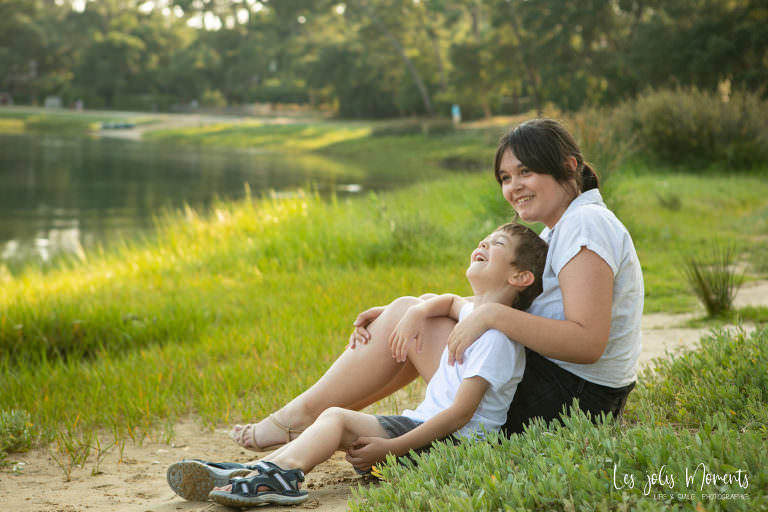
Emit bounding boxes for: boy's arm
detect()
[388,376,488,455]
[390,294,467,362]
[345,376,488,468]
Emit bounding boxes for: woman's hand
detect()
[345,437,395,470]
[348,306,386,349]
[446,305,490,365]
[388,306,427,363]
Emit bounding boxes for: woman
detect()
[231,119,643,462]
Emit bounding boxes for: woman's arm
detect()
[447,248,613,365]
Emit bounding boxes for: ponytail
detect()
[580,162,599,192]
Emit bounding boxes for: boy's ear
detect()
[508,269,535,288]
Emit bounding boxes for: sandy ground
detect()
[2,280,766,512]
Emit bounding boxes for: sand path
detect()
[2,281,766,512]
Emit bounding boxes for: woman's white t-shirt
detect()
[528,189,644,388]
[402,303,525,438]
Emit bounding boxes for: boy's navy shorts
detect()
[375,415,423,438]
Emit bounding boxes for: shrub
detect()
[627,328,768,431]
[682,242,743,318]
[0,409,34,456]
[625,87,768,169]
[353,328,768,510]
[200,89,227,108]
[568,106,638,184]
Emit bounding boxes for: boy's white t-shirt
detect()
[402,303,525,438]
[529,189,644,387]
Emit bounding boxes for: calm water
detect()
[0,133,391,265]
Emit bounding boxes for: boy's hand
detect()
[345,437,395,470]
[349,306,385,348]
[388,306,427,363]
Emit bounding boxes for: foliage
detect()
[626,328,768,431]
[353,328,768,510]
[683,242,744,318]
[2,1,767,116]
[621,87,768,169]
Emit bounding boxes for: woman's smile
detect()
[498,149,573,228]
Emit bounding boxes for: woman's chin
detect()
[515,210,534,222]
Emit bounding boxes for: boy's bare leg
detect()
[215,409,389,492]
[260,408,388,474]
[234,296,455,449]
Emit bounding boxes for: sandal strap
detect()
[254,461,305,485]
[230,468,304,497]
[268,414,304,443]
[187,459,258,471]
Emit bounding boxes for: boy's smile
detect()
[466,231,520,295]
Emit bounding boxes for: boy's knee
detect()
[418,293,438,301]
[318,407,347,422]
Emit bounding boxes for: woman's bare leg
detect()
[233,296,455,449]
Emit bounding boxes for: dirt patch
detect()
[3,281,767,511]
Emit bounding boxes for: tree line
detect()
[1,0,766,118]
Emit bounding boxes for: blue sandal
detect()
[167,459,258,501]
[208,461,309,506]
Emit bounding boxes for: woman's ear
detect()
[508,270,535,287]
[565,155,578,174]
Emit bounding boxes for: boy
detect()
[167,222,548,507]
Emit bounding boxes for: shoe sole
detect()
[167,460,251,501]
[209,488,309,507]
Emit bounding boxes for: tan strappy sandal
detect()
[229,414,304,452]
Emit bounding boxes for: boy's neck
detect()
[471,287,518,309]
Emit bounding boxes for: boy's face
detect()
[466,230,519,289]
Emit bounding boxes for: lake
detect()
[0,133,398,266]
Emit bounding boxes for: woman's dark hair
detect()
[494,119,599,196]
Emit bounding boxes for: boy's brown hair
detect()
[496,222,548,311]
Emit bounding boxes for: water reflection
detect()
[0,134,377,265]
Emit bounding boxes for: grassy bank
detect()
[0,107,150,134]
[2,168,767,434]
[2,112,767,507]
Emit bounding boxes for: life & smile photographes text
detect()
[612,463,750,500]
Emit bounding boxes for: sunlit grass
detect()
[1,116,767,455]
[0,118,24,133]
[0,109,140,134]
[145,121,374,151]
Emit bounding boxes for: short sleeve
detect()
[458,302,474,321]
[461,329,523,390]
[550,207,620,277]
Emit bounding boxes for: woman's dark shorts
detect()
[503,348,635,435]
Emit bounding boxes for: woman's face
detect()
[497,149,574,229]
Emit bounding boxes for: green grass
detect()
[0,178,500,442]
[0,108,144,134]
[1,166,765,441]
[607,172,768,313]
